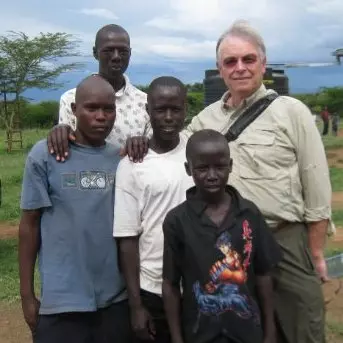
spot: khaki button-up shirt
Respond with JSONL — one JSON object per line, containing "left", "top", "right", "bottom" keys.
{"left": 186, "top": 84, "right": 332, "bottom": 232}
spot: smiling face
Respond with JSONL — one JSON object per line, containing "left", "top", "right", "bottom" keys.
{"left": 217, "top": 35, "right": 266, "bottom": 99}
{"left": 147, "top": 85, "right": 186, "bottom": 145}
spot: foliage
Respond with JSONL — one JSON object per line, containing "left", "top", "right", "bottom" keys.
{"left": 186, "top": 92, "right": 204, "bottom": 125}
{"left": 186, "top": 82, "right": 204, "bottom": 92}
{"left": 136, "top": 84, "right": 149, "bottom": 93}
{"left": 0, "top": 31, "right": 83, "bottom": 130}
{"left": 294, "top": 87, "right": 343, "bottom": 116}
{"left": 22, "top": 101, "right": 58, "bottom": 128}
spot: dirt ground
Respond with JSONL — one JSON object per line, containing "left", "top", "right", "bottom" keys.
{"left": 1, "top": 144, "right": 343, "bottom": 343}
{"left": 0, "top": 303, "right": 31, "bottom": 343}
{"left": 2, "top": 223, "right": 343, "bottom": 343}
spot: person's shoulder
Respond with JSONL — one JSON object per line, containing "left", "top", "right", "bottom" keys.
{"left": 198, "top": 99, "right": 222, "bottom": 117}
{"left": 179, "top": 131, "right": 190, "bottom": 146}
{"left": 274, "top": 95, "right": 310, "bottom": 112}
{"left": 117, "top": 155, "right": 133, "bottom": 169}
{"left": 231, "top": 186, "right": 261, "bottom": 216}
{"left": 165, "top": 200, "right": 189, "bottom": 224}
{"left": 101, "top": 143, "right": 122, "bottom": 162}
{"left": 60, "top": 88, "right": 76, "bottom": 102}
{"left": 271, "top": 95, "right": 314, "bottom": 125}
{"left": 104, "top": 142, "right": 121, "bottom": 154}
{"left": 129, "top": 84, "right": 147, "bottom": 100}
{"left": 27, "top": 139, "right": 49, "bottom": 161}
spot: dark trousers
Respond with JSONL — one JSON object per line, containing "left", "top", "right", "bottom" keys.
{"left": 33, "top": 300, "right": 132, "bottom": 343}
{"left": 137, "top": 289, "right": 171, "bottom": 343}
{"left": 322, "top": 121, "right": 329, "bottom": 135}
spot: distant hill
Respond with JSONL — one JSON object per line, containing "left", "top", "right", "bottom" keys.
{"left": 22, "top": 61, "right": 343, "bottom": 102}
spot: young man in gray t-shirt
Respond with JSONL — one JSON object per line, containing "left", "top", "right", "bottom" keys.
{"left": 19, "top": 75, "right": 131, "bottom": 343}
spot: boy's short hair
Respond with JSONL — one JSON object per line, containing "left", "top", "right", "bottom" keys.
{"left": 186, "top": 129, "right": 230, "bottom": 162}
{"left": 147, "top": 76, "right": 187, "bottom": 101}
{"left": 75, "top": 75, "right": 114, "bottom": 103}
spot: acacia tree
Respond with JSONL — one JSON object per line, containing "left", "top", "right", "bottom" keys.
{"left": 0, "top": 31, "right": 84, "bottom": 130}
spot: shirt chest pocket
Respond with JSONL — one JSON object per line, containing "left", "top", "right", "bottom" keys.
{"left": 237, "top": 129, "right": 279, "bottom": 180}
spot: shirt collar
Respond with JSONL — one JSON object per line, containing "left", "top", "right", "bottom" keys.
{"left": 115, "top": 74, "right": 131, "bottom": 98}
{"left": 186, "top": 185, "right": 250, "bottom": 216}
{"left": 221, "top": 83, "right": 268, "bottom": 112}
{"left": 91, "top": 73, "right": 131, "bottom": 98}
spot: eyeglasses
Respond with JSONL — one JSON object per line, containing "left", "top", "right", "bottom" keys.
{"left": 222, "top": 54, "right": 258, "bottom": 67}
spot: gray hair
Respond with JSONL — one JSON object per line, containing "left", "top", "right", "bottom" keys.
{"left": 216, "top": 20, "right": 266, "bottom": 61}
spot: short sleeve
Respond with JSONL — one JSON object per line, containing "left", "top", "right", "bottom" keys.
{"left": 163, "top": 212, "right": 183, "bottom": 286}
{"left": 20, "top": 155, "right": 52, "bottom": 210}
{"left": 59, "top": 90, "right": 76, "bottom": 131}
{"left": 113, "top": 158, "right": 141, "bottom": 237}
{"left": 253, "top": 213, "right": 282, "bottom": 275}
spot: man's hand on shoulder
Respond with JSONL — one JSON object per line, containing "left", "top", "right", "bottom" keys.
{"left": 120, "top": 136, "right": 149, "bottom": 163}
{"left": 47, "top": 124, "right": 75, "bottom": 162}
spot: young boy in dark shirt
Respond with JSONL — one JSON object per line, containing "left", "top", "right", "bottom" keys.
{"left": 162, "top": 129, "right": 282, "bottom": 343}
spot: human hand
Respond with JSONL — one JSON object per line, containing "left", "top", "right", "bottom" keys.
{"left": 131, "top": 305, "right": 156, "bottom": 340}
{"left": 21, "top": 296, "right": 40, "bottom": 332}
{"left": 120, "top": 136, "right": 149, "bottom": 163}
{"left": 47, "top": 124, "right": 75, "bottom": 162}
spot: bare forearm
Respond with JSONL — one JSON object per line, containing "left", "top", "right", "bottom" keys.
{"left": 18, "top": 219, "right": 40, "bottom": 299}
{"left": 308, "top": 219, "right": 328, "bottom": 259}
{"left": 118, "top": 237, "right": 142, "bottom": 309}
{"left": 256, "top": 274, "right": 275, "bottom": 339}
{"left": 162, "top": 280, "right": 184, "bottom": 343}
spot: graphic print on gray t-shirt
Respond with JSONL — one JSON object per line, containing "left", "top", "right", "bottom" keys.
{"left": 21, "top": 139, "right": 126, "bottom": 315}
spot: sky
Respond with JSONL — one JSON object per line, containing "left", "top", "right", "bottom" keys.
{"left": 1, "top": 0, "right": 343, "bottom": 99}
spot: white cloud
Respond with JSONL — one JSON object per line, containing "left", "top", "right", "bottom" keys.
{"left": 131, "top": 35, "right": 216, "bottom": 61}
{"left": 141, "top": 0, "right": 343, "bottom": 62}
{"left": 307, "top": 0, "right": 343, "bottom": 16}
{"left": 77, "top": 8, "right": 118, "bottom": 20}
{"left": 1, "top": 0, "right": 343, "bottom": 65}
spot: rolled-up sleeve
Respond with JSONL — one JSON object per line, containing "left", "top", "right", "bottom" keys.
{"left": 113, "top": 158, "right": 141, "bottom": 237}
{"left": 292, "top": 101, "right": 332, "bottom": 223}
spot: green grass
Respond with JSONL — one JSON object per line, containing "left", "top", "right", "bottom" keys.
{"left": 0, "top": 239, "right": 19, "bottom": 302}
{"left": 323, "top": 135, "right": 343, "bottom": 150}
{"left": 331, "top": 168, "right": 343, "bottom": 192}
{"left": 0, "top": 127, "right": 342, "bottom": 223}
{"left": 333, "top": 209, "right": 343, "bottom": 227}
{"left": 326, "top": 317, "right": 343, "bottom": 341}
{"left": 0, "top": 129, "right": 48, "bottom": 223}
{"left": 0, "top": 239, "right": 40, "bottom": 303}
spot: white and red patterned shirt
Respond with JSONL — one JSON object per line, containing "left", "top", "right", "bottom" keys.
{"left": 58, "top": 74, "right": 151, "bottom": 146}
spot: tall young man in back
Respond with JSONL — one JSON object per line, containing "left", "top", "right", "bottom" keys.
{"left": 113, "top": 77, "right": 193, "bottom": 343}
{"left": 19, "top": 75, "right": 131, "bottom": 343}
{"left": 48, "top": 24, "right": 150, "bottom": 160}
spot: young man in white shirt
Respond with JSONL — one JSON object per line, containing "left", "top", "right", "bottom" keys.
{"left": 47, "top": 24, "right": 150, "bottom": 160}
{"left": 113, "top": 76, "right": 193, "bottom": 343}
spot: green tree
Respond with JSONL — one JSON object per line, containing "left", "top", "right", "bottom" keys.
{"left": 0, "top": 31, "right": 83, "bottom": 130}
{"left": 317, "top": 87, "right": 343, "bottom": 115}
{"left": 186, "top": 92, "right": 204, "bottom": 125}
